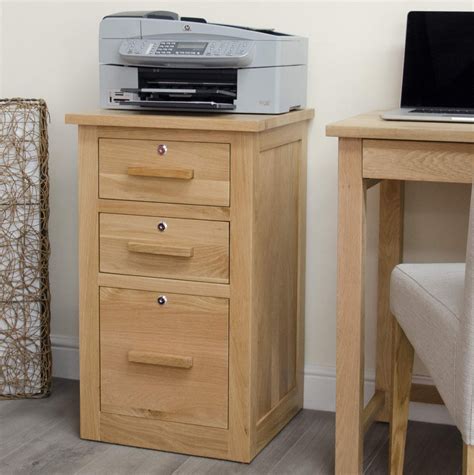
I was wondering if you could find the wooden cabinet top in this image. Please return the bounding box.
[326,110,474,143]
[65,109,314,132]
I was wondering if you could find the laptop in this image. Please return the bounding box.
[382,11,474,123]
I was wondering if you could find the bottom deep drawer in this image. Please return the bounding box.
[99,286,229,429]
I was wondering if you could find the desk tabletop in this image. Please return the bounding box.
[326,110,474,143]
[65,108,314,133]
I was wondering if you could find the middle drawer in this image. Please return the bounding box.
[100,214,230,283]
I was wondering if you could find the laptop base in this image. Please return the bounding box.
[382,108,474,124]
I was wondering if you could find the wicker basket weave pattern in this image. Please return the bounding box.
[0,99,51,399]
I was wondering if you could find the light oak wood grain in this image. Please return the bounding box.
[98,126,235,143]
[296,129,308,415]
[100,412,230,460]
[127,351,193,369]
[65,108,314,132]
[252,132,306,460]
[100,214,229,284]
[253,123,308,461]
[363,140,473,183]
[77,125,101,441]
[100,138,230,206]
[98,199,230,222]
[464,444,474,475]
[253,141,299,421]
[390,320,415,475]
[69,113,312,462]
[100,287,229,429]
[326,110,474,143]
[127,166,194,180]
[328,112,471,474]
[127,241,194,258]
[410,383,444,405]
[362,391,385,434]
[365,178,381,189]
[255,387,301,454]
[250,124,307,460]
[97,273,230,298]
[336,138,366,475]
[228,131,256,462]
[259,122,304,152]
[375,180,404,422]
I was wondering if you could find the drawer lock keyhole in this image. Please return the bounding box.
[157,144,168,156]
[157,221,167,232]
[157,296,167,306]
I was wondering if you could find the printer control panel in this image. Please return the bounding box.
[119,39,253,64]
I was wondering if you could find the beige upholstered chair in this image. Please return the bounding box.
[389,185,473,475]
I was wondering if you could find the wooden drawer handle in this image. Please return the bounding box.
[128,351,193,369]
[127,167,194,180]
[127,241,194,258]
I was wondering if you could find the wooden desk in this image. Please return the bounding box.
[326,111,473,474]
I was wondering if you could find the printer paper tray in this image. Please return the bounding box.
[125,100,236,111]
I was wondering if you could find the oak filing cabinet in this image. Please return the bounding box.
[65,110,313,462]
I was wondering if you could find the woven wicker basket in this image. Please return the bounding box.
[0,98,51,399]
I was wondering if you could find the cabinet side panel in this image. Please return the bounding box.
[78,126,100,440]
[228,132,256,462]
[254,140,301,421]
[296,130,308,408]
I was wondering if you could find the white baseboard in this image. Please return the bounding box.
[50,336,454,426]
[303,363,454,426]
[51,334,79,380]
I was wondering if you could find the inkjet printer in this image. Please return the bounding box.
[100,11,308,114]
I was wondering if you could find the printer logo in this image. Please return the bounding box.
[183,24,191,32]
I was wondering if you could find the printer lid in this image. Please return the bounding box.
[102,11,291,37]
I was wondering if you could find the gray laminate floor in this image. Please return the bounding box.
[0,379,463,475]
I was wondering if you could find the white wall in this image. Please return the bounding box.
[1,1,471,421]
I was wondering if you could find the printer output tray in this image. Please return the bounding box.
[109,68,239,111]
[124,100,235,111]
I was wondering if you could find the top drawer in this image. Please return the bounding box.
[99,139,230,206]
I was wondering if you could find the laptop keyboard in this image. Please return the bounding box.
[411,107,474,115]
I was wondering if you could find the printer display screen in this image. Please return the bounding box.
[175,42,208,53]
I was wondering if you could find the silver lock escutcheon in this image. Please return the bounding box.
[157,221,167,232]
[157,295,167,306]
[157,144,168,156]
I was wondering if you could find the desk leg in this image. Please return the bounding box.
[336,138,366,474]
[375,181,404,422]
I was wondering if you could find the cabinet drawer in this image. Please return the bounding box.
[99,138,230,206]
[99,213,229,283]
[100,287,229,429]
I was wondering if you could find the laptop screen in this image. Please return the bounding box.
[401,11,473,108]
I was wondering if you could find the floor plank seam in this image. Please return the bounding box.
[364,437,389,474]
[169,456,194,474]
[0,380,465,475]
[72,444,116,475]
[0,415,66,463]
